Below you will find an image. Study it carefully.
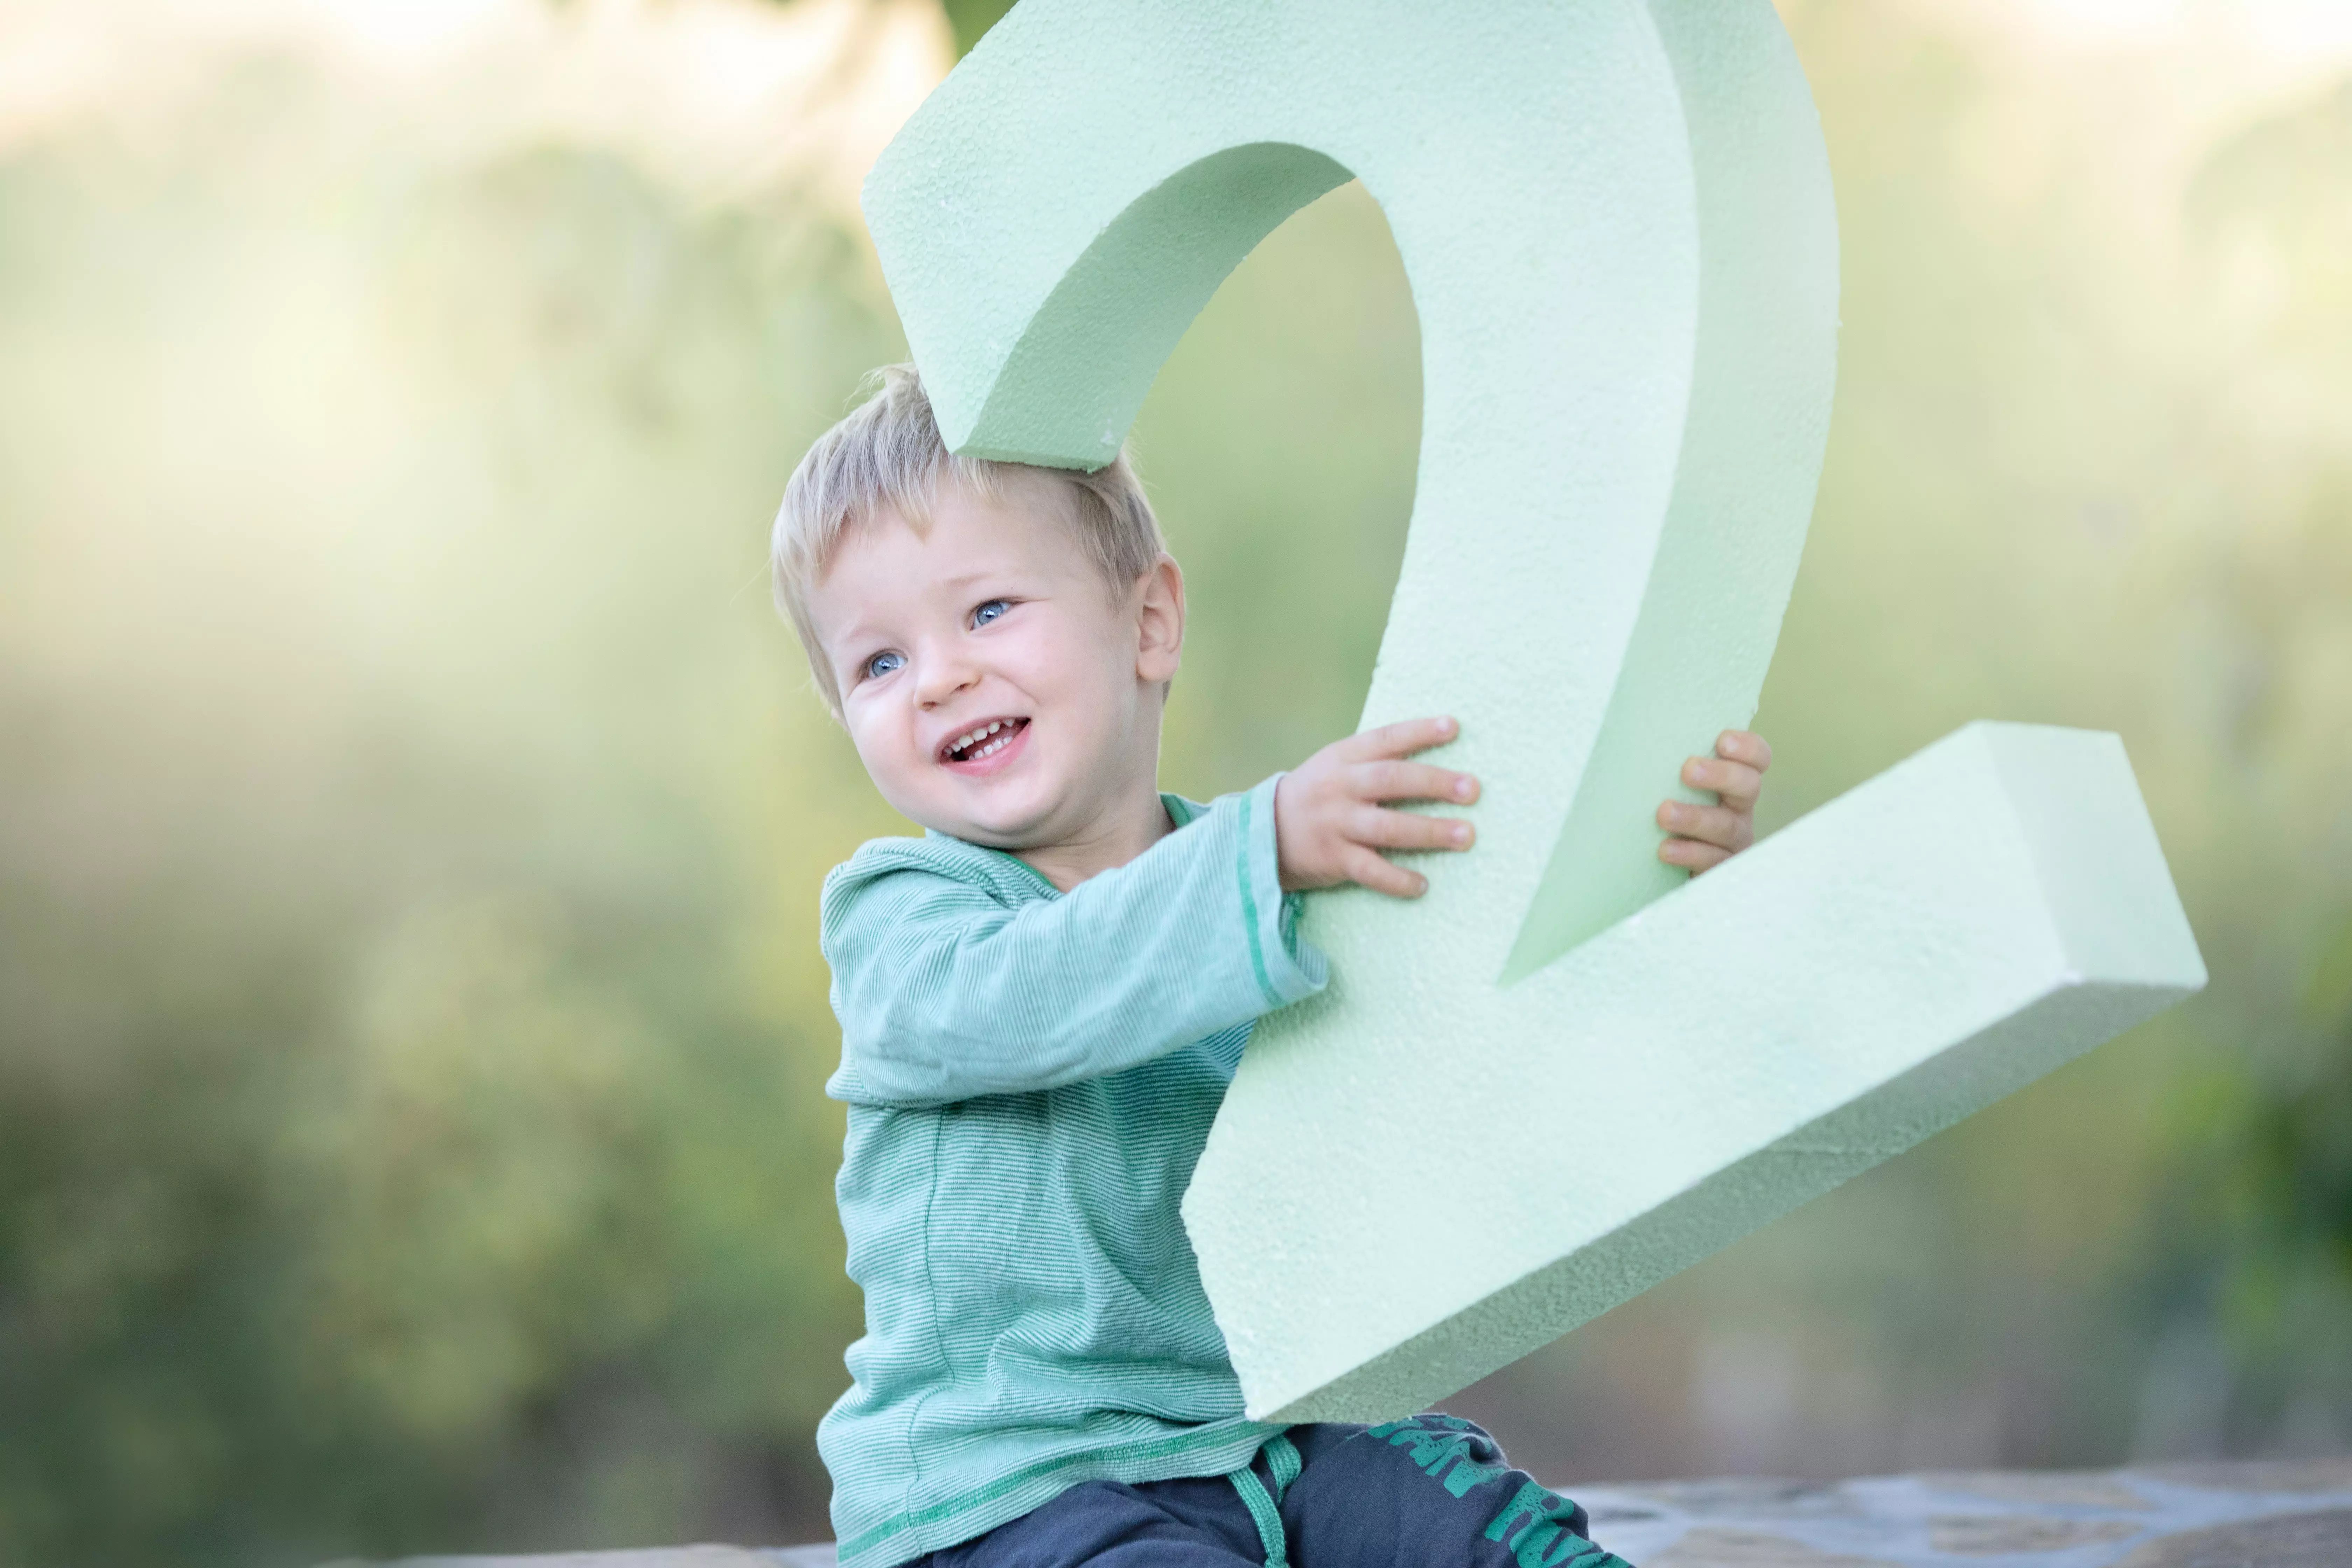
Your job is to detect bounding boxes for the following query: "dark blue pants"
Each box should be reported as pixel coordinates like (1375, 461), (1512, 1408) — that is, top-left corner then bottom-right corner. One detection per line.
(916, 1415), (1632, 1568)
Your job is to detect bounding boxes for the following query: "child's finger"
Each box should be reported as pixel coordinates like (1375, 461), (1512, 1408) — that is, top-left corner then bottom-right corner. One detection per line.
(1659, 836), (1733, 873)
(1345, 846), (1429, 898)
(1682, 756), (1763, 809)
(1657, 799), (1750, 851)
(1716, 729), (1772, 771)
(1350, 804), (1474, 852)
(1346, 759), (1479, 805)
(1335, 715), (1459, 762)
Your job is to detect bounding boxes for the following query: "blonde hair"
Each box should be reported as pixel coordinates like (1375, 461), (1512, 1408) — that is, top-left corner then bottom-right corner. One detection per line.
(771, 364), (1166, 714)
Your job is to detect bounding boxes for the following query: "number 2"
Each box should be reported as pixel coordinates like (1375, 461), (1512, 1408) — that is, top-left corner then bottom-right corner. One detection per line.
(863, 0), (2205, 1421)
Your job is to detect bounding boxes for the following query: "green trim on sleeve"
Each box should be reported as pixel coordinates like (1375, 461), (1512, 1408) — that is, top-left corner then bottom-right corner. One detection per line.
(1234, 789), (1282, 1008)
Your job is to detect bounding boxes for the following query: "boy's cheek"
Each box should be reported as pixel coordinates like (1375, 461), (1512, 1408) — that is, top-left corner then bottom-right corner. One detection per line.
(844, 716), (916, 795)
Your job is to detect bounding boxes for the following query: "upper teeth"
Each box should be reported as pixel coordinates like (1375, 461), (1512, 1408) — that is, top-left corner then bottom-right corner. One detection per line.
(950, 720), (1014, 759)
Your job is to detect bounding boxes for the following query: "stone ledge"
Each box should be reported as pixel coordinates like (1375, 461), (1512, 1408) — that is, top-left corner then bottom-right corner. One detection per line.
(379, 1455), (2352, 1568)
(380, 1549), (835, 1568)
(1579, 1456), (2352, 1566)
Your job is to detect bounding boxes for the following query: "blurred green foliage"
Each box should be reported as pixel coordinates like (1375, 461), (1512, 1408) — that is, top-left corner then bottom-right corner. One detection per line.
(0, 61), (906, 1560)
(0, 1), (2347, 1565)
(938, 0), (1017, 55)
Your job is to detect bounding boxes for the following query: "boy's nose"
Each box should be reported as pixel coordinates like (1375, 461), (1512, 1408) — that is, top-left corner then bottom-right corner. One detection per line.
(913, 648), (980, 707)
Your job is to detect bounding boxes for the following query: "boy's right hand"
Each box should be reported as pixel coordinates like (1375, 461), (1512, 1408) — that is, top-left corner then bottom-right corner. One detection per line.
(1274, 716), (1479, 898)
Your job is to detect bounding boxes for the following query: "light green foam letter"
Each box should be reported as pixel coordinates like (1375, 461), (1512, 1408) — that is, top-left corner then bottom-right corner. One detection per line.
(861, 0), (2207, 1421)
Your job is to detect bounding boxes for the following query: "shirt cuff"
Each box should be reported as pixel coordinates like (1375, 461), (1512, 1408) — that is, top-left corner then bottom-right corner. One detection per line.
(1237, 773), (1328, 1009)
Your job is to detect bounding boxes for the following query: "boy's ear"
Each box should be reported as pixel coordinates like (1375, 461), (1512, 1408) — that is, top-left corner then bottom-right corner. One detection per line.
(1134, 553), (1185, 684)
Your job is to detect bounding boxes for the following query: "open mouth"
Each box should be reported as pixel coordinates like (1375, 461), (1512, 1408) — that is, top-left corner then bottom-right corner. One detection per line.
(940, 716), (1029, 766)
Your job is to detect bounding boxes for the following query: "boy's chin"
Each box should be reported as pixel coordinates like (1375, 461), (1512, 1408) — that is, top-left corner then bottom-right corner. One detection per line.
(915, 781), (1061, 849)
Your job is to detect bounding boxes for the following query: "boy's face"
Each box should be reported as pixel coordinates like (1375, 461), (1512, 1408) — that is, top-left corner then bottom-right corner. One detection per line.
(806, 478), (1180, 850)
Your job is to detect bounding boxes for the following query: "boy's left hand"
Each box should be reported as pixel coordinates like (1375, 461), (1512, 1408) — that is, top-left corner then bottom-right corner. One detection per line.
(1657, 729), (1771, 875)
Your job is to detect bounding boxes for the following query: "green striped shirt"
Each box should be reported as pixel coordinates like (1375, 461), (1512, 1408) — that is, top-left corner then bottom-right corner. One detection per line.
(816, 776), (1327, 1568)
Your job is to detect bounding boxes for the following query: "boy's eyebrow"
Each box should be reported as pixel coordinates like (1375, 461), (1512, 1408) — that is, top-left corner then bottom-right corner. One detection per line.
(931, 565), (1031, 593)
(803, 601), (883, 658)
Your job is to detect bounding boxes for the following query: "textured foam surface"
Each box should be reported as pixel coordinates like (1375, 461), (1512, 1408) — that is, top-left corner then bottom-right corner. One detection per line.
(860, 0), (2204, 1424)
(1188, 722), (2204, 1419)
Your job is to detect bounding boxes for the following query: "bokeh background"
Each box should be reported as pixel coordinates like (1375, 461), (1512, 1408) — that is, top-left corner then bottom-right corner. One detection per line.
(2, 0), (2348, 1562)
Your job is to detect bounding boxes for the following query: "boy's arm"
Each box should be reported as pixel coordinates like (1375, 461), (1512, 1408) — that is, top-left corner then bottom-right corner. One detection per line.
(824, 774), (1324, 1106)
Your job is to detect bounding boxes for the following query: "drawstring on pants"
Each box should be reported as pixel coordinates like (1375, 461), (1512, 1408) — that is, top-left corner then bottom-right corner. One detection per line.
(1226, 1430), (1302, 1568)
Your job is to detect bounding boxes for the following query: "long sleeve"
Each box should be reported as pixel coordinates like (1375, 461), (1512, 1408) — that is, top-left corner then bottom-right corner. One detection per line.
(821, 775), (1325, 1107)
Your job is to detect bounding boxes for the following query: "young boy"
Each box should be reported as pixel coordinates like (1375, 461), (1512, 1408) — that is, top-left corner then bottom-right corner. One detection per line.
(772, 367), (1771, 1568)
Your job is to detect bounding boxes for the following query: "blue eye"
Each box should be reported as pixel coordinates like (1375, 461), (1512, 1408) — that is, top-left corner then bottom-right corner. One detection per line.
(971, 599), (1011, 628)
(862, 649), (905, 680)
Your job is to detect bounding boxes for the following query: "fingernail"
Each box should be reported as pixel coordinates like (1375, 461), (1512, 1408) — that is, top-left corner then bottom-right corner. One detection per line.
(1451, 824), (1470, 845)
(1454, 778), (1473, 799)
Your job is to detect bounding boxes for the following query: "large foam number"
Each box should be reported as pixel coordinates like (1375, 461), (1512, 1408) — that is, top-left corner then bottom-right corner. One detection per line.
(863, 0), (2205, 1421)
